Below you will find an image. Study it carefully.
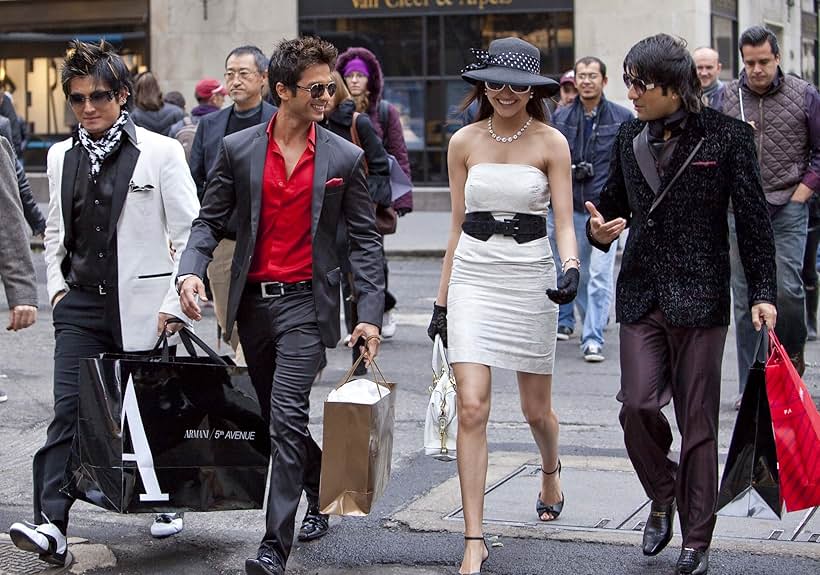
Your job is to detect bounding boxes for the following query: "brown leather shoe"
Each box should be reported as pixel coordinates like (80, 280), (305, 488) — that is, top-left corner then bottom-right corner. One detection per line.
(642, 500), (676, 556)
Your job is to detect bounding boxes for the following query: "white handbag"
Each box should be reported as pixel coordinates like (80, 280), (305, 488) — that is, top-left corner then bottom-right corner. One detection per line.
(424, 335), (458, 461)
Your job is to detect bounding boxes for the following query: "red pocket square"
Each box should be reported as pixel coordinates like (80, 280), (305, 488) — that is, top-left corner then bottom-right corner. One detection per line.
(691, 161), (717, 167)
(325, 177), (344, 187)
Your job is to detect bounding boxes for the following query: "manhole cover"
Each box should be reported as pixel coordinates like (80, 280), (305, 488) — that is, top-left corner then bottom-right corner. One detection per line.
(0, 541), (68, 574)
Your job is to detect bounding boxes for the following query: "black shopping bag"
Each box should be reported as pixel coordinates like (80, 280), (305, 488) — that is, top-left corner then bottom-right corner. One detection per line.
(61, 327), (270, 513)
(717, 327), (783, 519)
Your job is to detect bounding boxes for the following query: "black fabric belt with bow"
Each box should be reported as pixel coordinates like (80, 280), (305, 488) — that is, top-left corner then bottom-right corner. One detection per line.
(246, 280), (313, 299)
(461, 212), (547, 244)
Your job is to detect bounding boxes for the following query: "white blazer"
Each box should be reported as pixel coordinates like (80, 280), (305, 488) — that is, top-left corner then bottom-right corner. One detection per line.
(44, 125), (200, 351)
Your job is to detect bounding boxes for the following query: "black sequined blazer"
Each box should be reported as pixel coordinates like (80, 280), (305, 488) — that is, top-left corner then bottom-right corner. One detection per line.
(588, 107), (777, 327)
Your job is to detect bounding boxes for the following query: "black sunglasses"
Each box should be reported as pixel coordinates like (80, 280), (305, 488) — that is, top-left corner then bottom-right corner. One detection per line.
(295, 82), (337, 99)
(622, 74), (657, 96)
(68, 90), (117, 108)
(485, 81), (531, 94)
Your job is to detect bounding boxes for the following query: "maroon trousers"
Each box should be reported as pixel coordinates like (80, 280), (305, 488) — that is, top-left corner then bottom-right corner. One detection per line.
(618, 308), (727, 551)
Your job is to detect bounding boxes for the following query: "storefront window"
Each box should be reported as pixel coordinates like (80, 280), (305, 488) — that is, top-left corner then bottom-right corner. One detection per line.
(711, 15), (737, 80)
(303, 17), (423, 77)
(300, 6), (574, 184)
(383, 79), (425, 151)
(711, 0), (738, 79)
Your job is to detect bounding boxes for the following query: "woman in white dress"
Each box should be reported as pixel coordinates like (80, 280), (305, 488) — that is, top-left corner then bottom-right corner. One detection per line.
(428, 37), (580, 575)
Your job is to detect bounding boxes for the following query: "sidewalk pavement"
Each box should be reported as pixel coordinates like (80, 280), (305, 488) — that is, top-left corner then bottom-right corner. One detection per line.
(385, 210), (451, 257)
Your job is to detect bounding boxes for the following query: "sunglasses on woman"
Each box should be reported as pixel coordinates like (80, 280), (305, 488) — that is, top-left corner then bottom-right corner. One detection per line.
(622, 74), (657, 96)
(68, 90), (117, 108)
(485, 81), (531, 94)
(295, 82), (337, 99)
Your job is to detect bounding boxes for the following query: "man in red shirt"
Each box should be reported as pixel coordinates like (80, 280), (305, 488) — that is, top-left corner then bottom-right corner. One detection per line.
(177, 37), (384, 575)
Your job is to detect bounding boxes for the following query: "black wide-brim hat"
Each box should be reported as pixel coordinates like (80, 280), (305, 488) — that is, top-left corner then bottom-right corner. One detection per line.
(461, 37), (559, 97)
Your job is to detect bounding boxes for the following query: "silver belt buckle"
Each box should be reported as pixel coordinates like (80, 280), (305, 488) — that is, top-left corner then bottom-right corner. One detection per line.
(260, 281), (284, 299)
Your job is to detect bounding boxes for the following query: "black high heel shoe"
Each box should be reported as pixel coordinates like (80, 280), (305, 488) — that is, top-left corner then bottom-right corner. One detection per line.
(459, 536), (489, 575)
(536, 460), (564, 521)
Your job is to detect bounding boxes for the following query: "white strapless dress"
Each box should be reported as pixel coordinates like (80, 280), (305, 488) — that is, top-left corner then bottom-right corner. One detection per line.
(447, 163), (558, 374)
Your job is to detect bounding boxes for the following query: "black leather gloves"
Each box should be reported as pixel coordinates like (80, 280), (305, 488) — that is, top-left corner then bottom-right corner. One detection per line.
(547, 267), (579, 304)
(427, 303), (448, 347)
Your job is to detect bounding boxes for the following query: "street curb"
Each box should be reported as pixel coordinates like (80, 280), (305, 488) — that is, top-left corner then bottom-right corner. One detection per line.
(386, 250), (444, 259)
(391, 453), (820, 560)
(0, 534), (116, 574)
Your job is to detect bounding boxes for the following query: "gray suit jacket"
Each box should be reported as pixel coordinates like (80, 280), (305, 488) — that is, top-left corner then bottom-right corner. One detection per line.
(0, 136), (37, 309)
(0, 116), (45, 234)
(178, 122), (385, 347)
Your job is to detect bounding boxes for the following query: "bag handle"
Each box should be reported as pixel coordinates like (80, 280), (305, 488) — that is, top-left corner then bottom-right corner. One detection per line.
(152, 318), (196, 361)
(336, 346), (389, 399)
(432, 334), (450, 375)
(152, 318), (230, 366)
(751, 323), (770, 365)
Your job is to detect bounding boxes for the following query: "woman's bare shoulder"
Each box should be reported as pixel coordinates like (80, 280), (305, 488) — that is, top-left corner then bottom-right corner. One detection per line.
(451, 122), (484, 142)
(533, 122), (568, 145)
(448, 122), (485, 154)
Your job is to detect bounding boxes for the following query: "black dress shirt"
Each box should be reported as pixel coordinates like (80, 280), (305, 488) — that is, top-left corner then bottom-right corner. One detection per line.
(66, 143), (121, 288)
(647, 106), (688, 180)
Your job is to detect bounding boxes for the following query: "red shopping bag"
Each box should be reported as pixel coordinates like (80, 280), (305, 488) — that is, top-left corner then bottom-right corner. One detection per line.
(765, 329), (820, 512)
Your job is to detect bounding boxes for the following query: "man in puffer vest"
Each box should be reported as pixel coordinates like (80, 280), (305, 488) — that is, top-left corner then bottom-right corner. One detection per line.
(722, 25), (820, 397)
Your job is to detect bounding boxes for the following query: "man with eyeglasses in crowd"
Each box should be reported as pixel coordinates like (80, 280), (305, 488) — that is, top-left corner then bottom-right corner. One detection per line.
(550, 56), (632, 362)
(189, 45), (277, 367)
(177, 36), (384, 575)
(587, 34), (776, 575)
(721, 25), (820, 395)
(8, 39), (199, 565)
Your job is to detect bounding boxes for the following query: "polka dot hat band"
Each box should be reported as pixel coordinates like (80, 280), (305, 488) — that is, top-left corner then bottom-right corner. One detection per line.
(461, 36), (559, 96)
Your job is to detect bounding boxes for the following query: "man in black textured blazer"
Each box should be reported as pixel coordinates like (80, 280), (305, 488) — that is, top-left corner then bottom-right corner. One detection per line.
(177, 37), (384, 575)
(587, 35), (776, 575)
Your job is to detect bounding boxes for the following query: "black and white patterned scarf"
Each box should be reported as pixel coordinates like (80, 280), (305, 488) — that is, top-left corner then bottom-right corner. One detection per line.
(77, 111), (130, 182)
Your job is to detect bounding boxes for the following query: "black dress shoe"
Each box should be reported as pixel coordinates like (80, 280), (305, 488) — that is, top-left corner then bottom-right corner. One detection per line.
(676, 547), (709, 574)
(245, 549), (284, 575)
(642, 500), (676, 556)
(297, 506), (329, 541)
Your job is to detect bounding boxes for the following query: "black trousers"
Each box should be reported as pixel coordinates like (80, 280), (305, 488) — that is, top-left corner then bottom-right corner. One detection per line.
(33, 290), (118, 528)
(237, 289), (325, 563)
(618, 308), (727, 551)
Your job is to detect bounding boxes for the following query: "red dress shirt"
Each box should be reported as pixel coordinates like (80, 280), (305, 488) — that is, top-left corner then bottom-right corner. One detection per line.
(247, 114), (315, 283)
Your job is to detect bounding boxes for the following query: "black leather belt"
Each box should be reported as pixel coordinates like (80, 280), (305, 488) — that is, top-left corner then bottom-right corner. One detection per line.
(461, 212), (547, 244)
(67, 282), (108, 295)
(246, 280), (312, 299)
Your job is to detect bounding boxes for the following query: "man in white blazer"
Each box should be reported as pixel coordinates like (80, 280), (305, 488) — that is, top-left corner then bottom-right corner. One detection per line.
(9, 40), (199, 567)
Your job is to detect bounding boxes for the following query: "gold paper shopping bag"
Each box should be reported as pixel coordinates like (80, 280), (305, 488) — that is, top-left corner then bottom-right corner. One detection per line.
(319, 357), (395, 516)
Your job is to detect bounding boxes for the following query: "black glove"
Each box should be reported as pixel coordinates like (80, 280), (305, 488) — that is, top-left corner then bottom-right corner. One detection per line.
(427, 303), (448, 347)
(547, 267), (579, 305)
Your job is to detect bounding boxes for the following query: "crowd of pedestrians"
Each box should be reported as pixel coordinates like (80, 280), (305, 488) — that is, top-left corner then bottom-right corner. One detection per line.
(0, 20), (817, 575)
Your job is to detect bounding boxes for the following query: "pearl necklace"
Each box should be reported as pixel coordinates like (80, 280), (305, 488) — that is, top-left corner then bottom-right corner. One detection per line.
(488, 116), (532, 143)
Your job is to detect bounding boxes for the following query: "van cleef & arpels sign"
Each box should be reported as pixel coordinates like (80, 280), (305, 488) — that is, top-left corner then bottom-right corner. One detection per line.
(299, 0), (571, 17)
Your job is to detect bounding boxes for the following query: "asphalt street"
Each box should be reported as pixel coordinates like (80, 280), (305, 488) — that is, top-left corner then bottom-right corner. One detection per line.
(0, 253), (819, 574)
